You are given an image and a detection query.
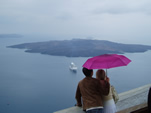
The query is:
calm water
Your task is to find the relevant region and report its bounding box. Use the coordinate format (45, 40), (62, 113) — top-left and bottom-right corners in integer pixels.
(0, 37), (151, 113)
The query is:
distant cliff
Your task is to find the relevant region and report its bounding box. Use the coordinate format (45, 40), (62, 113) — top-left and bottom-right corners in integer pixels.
(8, 39), (151, 57)
(0, 34), (22, 38)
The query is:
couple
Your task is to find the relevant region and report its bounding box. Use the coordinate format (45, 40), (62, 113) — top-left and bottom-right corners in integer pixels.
(75, 67), (116, 113)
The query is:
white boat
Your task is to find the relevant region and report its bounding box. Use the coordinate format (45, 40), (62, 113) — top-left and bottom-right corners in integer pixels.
(69, 62), (77, 71)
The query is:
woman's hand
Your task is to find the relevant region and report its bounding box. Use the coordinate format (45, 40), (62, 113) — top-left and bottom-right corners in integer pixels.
(106, 76), (110, 82)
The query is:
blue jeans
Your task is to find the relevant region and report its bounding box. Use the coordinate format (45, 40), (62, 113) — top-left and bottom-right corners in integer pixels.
(86, 108), (103, 113)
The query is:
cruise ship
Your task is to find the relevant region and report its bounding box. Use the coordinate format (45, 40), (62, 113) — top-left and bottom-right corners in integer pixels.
(69, 62), (77, 72)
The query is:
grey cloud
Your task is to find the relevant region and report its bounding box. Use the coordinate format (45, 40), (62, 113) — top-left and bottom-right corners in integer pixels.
(92, 0), (151, 15)
(56, 13), (73, 21)
(1, 0), (151, 45)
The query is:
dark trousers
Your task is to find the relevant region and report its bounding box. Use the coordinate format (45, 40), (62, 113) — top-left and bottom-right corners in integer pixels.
(86, 108), (103, 113)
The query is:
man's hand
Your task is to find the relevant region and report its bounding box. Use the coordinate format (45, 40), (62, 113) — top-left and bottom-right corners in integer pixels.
(75, 103), (82, 107)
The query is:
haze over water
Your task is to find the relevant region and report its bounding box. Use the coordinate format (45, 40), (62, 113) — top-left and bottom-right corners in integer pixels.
(0, 37), (151, 113)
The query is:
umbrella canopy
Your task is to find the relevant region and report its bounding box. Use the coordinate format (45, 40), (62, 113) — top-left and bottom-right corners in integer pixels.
(82, 54), (131, 69)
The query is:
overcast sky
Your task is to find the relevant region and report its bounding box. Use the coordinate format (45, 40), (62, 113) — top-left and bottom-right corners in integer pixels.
(0, 0), (151, 44)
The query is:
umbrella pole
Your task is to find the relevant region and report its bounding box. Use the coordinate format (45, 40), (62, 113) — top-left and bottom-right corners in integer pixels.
(106, 69), (108, 76)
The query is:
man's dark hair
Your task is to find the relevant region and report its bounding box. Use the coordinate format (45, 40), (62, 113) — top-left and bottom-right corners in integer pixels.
(82, 67), (93, 77)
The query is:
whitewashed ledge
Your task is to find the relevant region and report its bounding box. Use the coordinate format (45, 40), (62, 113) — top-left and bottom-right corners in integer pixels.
(54, 84), (151, 113)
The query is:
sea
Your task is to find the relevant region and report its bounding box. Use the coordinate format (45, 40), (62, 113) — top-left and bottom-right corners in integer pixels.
(0, 37), (151, 113)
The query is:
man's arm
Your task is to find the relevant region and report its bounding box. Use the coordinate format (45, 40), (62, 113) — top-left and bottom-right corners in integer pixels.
(99, 80), (110, 96)
(75, 85), (82, 107)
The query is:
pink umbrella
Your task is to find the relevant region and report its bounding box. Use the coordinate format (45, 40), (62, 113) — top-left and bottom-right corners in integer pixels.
(82, 54), (131, 70)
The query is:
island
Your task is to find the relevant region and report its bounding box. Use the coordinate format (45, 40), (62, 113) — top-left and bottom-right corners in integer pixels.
(8, 39), (151, 57)
(0, 34), (22, 38)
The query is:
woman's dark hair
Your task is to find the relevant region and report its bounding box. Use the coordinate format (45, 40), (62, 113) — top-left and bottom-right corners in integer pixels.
(82, 67), (93, 77)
